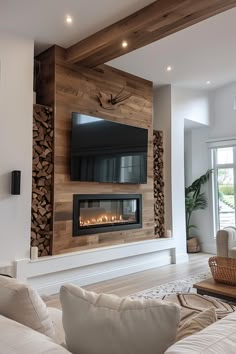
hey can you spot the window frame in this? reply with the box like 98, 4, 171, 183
209, 140, 236, 234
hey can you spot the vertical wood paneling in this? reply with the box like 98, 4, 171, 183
38, 46, 155, 255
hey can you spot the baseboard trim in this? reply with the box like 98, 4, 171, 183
200, 242, 216, 254
14, 239, 175, 295
35, 255, 172, 295
172, 252, 189, 264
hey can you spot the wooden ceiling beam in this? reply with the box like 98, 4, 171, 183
66, 0, 236, 67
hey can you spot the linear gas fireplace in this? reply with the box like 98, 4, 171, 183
73, 194, 142, 236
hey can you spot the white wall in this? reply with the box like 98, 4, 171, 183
173, 88, 210, 126
0, 37, 34, 267
153, 85, 199, 262
154, 85, 211, 261
184, 130, 192, 187
185, 82, 236, 253
185, 126, 214, 252
208, 82, 236, 139
153, 85, 172, 230
171, 93, 187, 258
171, 87, 210, 258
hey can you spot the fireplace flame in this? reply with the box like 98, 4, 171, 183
80, 214, 124, 227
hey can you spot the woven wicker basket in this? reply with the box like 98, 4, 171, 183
209, 256, 236, 286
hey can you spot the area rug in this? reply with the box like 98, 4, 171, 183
130, 272, 235, 325
130, 271, 211, 299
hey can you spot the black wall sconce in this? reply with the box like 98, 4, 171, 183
11, 170, 21, 195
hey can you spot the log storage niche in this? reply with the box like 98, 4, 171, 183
153, 130, 165, 237
31, 104, 54, 256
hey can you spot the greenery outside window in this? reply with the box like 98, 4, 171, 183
210, 143, 236, 233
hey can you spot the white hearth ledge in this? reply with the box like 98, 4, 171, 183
13, 238, 187, 295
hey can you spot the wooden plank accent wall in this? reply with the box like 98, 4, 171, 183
37, 46, 154, 255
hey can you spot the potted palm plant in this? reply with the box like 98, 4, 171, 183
185, 169, 213, 252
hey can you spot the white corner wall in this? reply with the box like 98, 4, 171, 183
208, 82, 236, 139
153, 85, 172, 230
153, 85, 189, 263
184, 82, 236, 253
173, 87, 210, 255
154, 86, 210, 260
185, 126, 214, 253
184, 130, 193, 187
172, 87, 210, 125
0, 37, 34, 267
171, 87, 210, 258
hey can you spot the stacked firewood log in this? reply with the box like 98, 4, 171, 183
31, 105, 53, 256
153, 130, 165, 237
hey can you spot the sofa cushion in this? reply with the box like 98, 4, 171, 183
165, 311, 236, 353
176, 307, 217, 342
0, 314, 70, 353
0, 275, 54, 337
48, 307, 65, 345
60, 284, 181, 354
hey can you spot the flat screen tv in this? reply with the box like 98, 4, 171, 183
71, 113, 148, 184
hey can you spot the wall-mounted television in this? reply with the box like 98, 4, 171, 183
71, 113, 148, 184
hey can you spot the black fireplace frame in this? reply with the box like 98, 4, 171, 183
73, 194, 142, 236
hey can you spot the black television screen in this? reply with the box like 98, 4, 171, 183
71, 113, 148, 184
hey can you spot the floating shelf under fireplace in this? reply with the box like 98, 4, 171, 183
73, 194, 142, 236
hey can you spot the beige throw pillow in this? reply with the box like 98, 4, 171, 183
60, 284, 181, 354
176, 307, 217, 342
0, 275, 54, 337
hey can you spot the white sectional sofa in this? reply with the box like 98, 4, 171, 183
0, 275, 70, 353
0, 314, 70, 353
1, 307, 236, 354
1, 274, 236, 353
165, 311, 236, 353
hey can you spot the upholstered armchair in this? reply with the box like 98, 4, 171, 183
216, 227, 236, 258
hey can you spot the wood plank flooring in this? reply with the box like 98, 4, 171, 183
44, 253, 212, 309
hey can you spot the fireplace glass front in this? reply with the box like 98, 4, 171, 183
73, 194, 142, 236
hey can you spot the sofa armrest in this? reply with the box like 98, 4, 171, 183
0, 314, 71, 353
165, 312, 236, 354
216, 230, 229, 257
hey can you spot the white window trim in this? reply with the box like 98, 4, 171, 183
207, 138, 236, 149
208, 140, 236, 234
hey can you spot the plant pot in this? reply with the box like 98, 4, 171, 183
187, 237, 201, 253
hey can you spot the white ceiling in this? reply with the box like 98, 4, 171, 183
0, 0, 154, 55
1, 1, 236, 90
109, 8, 236, 90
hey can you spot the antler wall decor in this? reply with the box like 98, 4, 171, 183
97, 87, 132, 110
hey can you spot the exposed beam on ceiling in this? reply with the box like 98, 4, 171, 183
66, 0, 236, 67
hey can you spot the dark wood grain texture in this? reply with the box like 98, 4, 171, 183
66, 0, 236, 67
37, 46, 155, 255
194, 278, 236, 302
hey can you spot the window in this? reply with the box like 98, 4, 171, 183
211, 145, 236, 231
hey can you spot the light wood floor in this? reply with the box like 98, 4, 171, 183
44, 253, 212, 309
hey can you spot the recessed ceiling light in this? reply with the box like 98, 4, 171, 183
206, 81, 211, 85
122, 41, 128, 48
166, 66, 172, 72
65, 15, 73, 24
